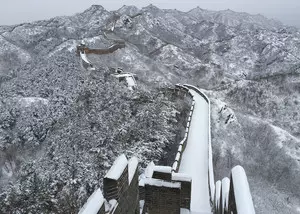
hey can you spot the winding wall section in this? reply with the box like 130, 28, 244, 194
176, 85, 212, 213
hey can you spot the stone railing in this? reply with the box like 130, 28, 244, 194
214, 166, 255, 214
171, 84, 195, 173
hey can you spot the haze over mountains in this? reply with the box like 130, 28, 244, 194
0, 5, 299, 213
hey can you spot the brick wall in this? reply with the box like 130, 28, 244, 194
179, 180, 191, 209
144, 179, 181, 214
142, 163, 192, 213
126, 166, 139, 214
103, 165, 129, 201
103, 155, 139, 214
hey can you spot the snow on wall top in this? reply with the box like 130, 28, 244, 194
153, 165, 172, 174
128, 157, 138, 183
221, 177, 230, 212
78, 188, 104, 214
105, 154, 128, 180
139, 178, 145, 187
172, 172, 192, 182
144, 161, 155, 178
144, 178, 181, 189
215, 180, 221, 209
231, 165, 255, 214
18, 97, 49, 107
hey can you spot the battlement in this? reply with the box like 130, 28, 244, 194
79, 155, 192, 214
78, 155, 139, 214
139, 162, 192, 213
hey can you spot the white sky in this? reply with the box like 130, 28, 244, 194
0, 0, 299, 27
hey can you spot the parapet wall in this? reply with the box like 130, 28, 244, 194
138, 85, 195, 213
140, 163, 192, 213
214, 165, 255, 214
103, 155, 129, 202
171, 84, 195, 173
79, 155, 139, 214
144, 178, 181, 214
76, 43, 125, 56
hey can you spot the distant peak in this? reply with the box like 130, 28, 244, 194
188, 6, 207, 13
143, 4, 160, 10
119, 5, 139, 10
84, 4, 105, 12
90, 5, 104, 10
118, 5, 140, 14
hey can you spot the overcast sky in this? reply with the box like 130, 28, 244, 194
0, 0, 299, 27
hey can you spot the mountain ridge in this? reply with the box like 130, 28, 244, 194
0, 4, 299, 214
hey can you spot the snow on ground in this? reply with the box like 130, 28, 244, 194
18, 97, 49, 107
178, 89, 211, 213
1, 161, 16, 178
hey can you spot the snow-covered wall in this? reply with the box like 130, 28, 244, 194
80, 154, 140, 214
171, 84, 195, 173
228, 165, 255, 214
215, 166, 255, 214
221, 177, 230, 213
79, 52, 96, 71
215, 180, 222, 213
183, 84, 215, 202
141, 161, 192, 212
78, 189, 105, 214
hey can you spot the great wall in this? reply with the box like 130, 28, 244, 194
76, 13, 256, 214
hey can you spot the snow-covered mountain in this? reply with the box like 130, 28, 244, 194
0, 4, 299, 213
